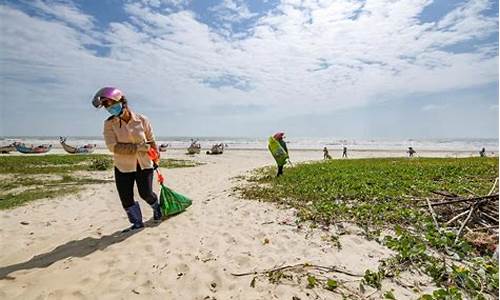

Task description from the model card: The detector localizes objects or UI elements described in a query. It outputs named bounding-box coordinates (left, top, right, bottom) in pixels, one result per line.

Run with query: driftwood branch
left=231, top=263, right=363, bottom=277
left=479, top=212, right=498, bottom=223
left=419, top=194, right=498, bottom=208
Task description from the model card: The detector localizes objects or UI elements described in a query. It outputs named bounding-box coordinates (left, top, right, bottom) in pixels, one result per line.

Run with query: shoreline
left=1, top=147, right=497, bottom=158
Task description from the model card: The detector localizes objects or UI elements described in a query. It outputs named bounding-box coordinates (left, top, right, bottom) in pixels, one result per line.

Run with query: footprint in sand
left=240, top=209, right=251, bottom=217
left=143, top=244, right=154, bottom=252
left=71, top=290, right=86, bottom=299
left=159, top=237, right=170, bottom=246
left=79, top=277, right=92, bottom=285
left=174, top=263, right=190, bottom=275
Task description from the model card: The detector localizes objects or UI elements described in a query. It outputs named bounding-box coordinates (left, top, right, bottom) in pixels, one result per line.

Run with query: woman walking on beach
left=273, top=132, right=288, bottom=177
left=92, top=87, right=162, bottom=231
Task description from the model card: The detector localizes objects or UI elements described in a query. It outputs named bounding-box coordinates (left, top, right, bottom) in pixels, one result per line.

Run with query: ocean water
left=1, top=136, right=498, bottom=152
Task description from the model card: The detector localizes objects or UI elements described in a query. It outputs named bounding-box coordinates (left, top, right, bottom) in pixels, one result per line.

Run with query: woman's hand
left=147, top=146, right=161, bottom=169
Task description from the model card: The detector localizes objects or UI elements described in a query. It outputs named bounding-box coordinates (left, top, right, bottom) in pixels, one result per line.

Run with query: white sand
left=0, top=149, right=472, bottom=299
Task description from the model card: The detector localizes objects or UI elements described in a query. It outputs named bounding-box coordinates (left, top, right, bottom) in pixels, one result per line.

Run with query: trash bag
left=268, top=136, right=288, bottom=166
left=149, top=147, right=192, bottom=216
left=159, top=183, right=192, bottom=216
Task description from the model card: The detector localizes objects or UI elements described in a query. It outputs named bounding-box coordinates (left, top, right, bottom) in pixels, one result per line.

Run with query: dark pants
left=277, top=165, right=284, bottom=177
left=114, top=166, right=158, bottom=209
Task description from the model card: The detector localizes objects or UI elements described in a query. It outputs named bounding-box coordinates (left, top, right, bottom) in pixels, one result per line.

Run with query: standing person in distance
left=323, top=147, right=332, bottom=160
left=92, top=87, right=162, bottom=232
left=407, top=147, right=416, bottom=157
left=479, top=147, right=486, bottom=157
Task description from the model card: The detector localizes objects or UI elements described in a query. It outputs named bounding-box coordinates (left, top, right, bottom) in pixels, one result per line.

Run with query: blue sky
left=0, top=0, right=498, bottom=138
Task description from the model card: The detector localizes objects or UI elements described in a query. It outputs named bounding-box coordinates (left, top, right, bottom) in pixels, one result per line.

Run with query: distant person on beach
left=479, top=147, right=486, bottom=157
left=407, top=147, right=416, bottom=157
left=323, top=147, right=332, bottom=160
left=342, top=146, right=348, bottom=158
left=92, top=87, right=162, bottom=232
left=274, top=132, right=288, bottom=176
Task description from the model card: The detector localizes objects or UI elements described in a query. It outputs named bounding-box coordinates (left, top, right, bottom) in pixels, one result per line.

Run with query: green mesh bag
left=159, top=184, right=192, bottom=216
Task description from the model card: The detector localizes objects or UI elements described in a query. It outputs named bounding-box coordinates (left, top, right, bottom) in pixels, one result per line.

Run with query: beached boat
left=0, top=143, right=16, bottom=153
left=14, top=143, right=52, bottom=154
left=186, top=140, right=201, bottom=154
left=159, top=143, right=169, bottom=152
left=59, top=137, right=96, bottom=154
left=206, top=143, right=224, bottom=155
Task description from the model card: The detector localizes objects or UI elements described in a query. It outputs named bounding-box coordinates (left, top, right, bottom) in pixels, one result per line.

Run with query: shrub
left=88, top=157, right=113, bottom=171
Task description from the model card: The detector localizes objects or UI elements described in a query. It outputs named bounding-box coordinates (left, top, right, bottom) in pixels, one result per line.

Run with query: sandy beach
left=0, top=149, right=489, bottom=299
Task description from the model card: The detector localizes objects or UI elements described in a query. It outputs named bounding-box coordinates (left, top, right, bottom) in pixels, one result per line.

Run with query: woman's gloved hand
left=147, top=147, right=161, bottom=169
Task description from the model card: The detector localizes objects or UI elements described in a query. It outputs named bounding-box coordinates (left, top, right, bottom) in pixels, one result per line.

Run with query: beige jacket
left=103, top=111, right=155, bottom=173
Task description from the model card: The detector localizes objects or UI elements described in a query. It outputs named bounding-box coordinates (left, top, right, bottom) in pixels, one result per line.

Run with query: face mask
left=106, top=102, right=123, bottom=117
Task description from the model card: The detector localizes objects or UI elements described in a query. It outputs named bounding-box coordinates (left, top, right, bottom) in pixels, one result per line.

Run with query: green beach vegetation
left=237, top=157, right=499, bottom=299
left=0, top=154, right=201, bottom=210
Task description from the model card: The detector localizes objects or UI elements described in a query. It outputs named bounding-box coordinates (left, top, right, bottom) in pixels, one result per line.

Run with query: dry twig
left=488, top=178, right=498, bottom=196
left=455, top=203, right=478, bottom=244
left=426, top=198, right=440, bottom=231
left=445, top=210, right=469, bottom=226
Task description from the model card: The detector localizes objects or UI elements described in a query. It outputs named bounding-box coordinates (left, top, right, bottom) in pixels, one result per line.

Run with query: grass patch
left=236, top=157, right=499, bottom=298
left=0, top=154, right=113, bottom=174
left=239, top=157, right=497, bottom=226
left=159, top=158, right=203, bottom=168
left=0, top=187, right=81, bottom=210
left=0, top=154, right=201, bottom=209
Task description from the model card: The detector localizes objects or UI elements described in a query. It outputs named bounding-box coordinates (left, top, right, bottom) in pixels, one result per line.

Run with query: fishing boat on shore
left=206, top=143, right=225, bottom=155
left=159, top=143, right=169, bottom=152
left=186, top=140, right=201, bottom=155
left=59, top=137, right=96, bottom=154
left=0, top=143, right=16, bottom=153
left=14, top=143, right=52, bottom=154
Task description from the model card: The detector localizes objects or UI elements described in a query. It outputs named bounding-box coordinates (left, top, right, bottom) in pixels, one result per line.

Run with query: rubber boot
left=151, top=201, right=162, bottom=221
left=124, top=201, right=144, bottom=232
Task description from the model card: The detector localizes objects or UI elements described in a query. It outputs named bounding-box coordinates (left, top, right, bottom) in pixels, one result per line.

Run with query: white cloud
left=0, top=0, right=498, bottom=130
left=209, top=0, right=258, bottom=23
left=29, top=0, right=95, bottom=30
left=139, top=0, right=191, bottom=8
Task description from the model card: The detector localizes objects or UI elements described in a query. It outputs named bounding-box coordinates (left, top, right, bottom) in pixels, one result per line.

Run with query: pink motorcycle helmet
left=273, top=132, right=285, bottom=140
left=92, top=87, right=123, bottom=108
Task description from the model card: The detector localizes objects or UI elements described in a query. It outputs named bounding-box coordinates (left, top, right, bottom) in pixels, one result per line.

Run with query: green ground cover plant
left=0, top=154, right=201, bottom=209
left=237, top=157, right=499, bottom=299
left=158, top=158, right=203, bottom=168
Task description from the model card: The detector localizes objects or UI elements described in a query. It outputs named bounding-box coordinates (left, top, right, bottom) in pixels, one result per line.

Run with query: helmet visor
left=92, top=96, right=103, bottom=108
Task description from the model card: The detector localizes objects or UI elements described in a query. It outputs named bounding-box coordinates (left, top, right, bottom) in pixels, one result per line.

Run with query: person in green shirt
left=273, top=132, right=288, bottom=176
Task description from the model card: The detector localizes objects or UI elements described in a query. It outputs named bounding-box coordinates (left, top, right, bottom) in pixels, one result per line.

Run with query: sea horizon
left=1, top=135, right=498, bottom=152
